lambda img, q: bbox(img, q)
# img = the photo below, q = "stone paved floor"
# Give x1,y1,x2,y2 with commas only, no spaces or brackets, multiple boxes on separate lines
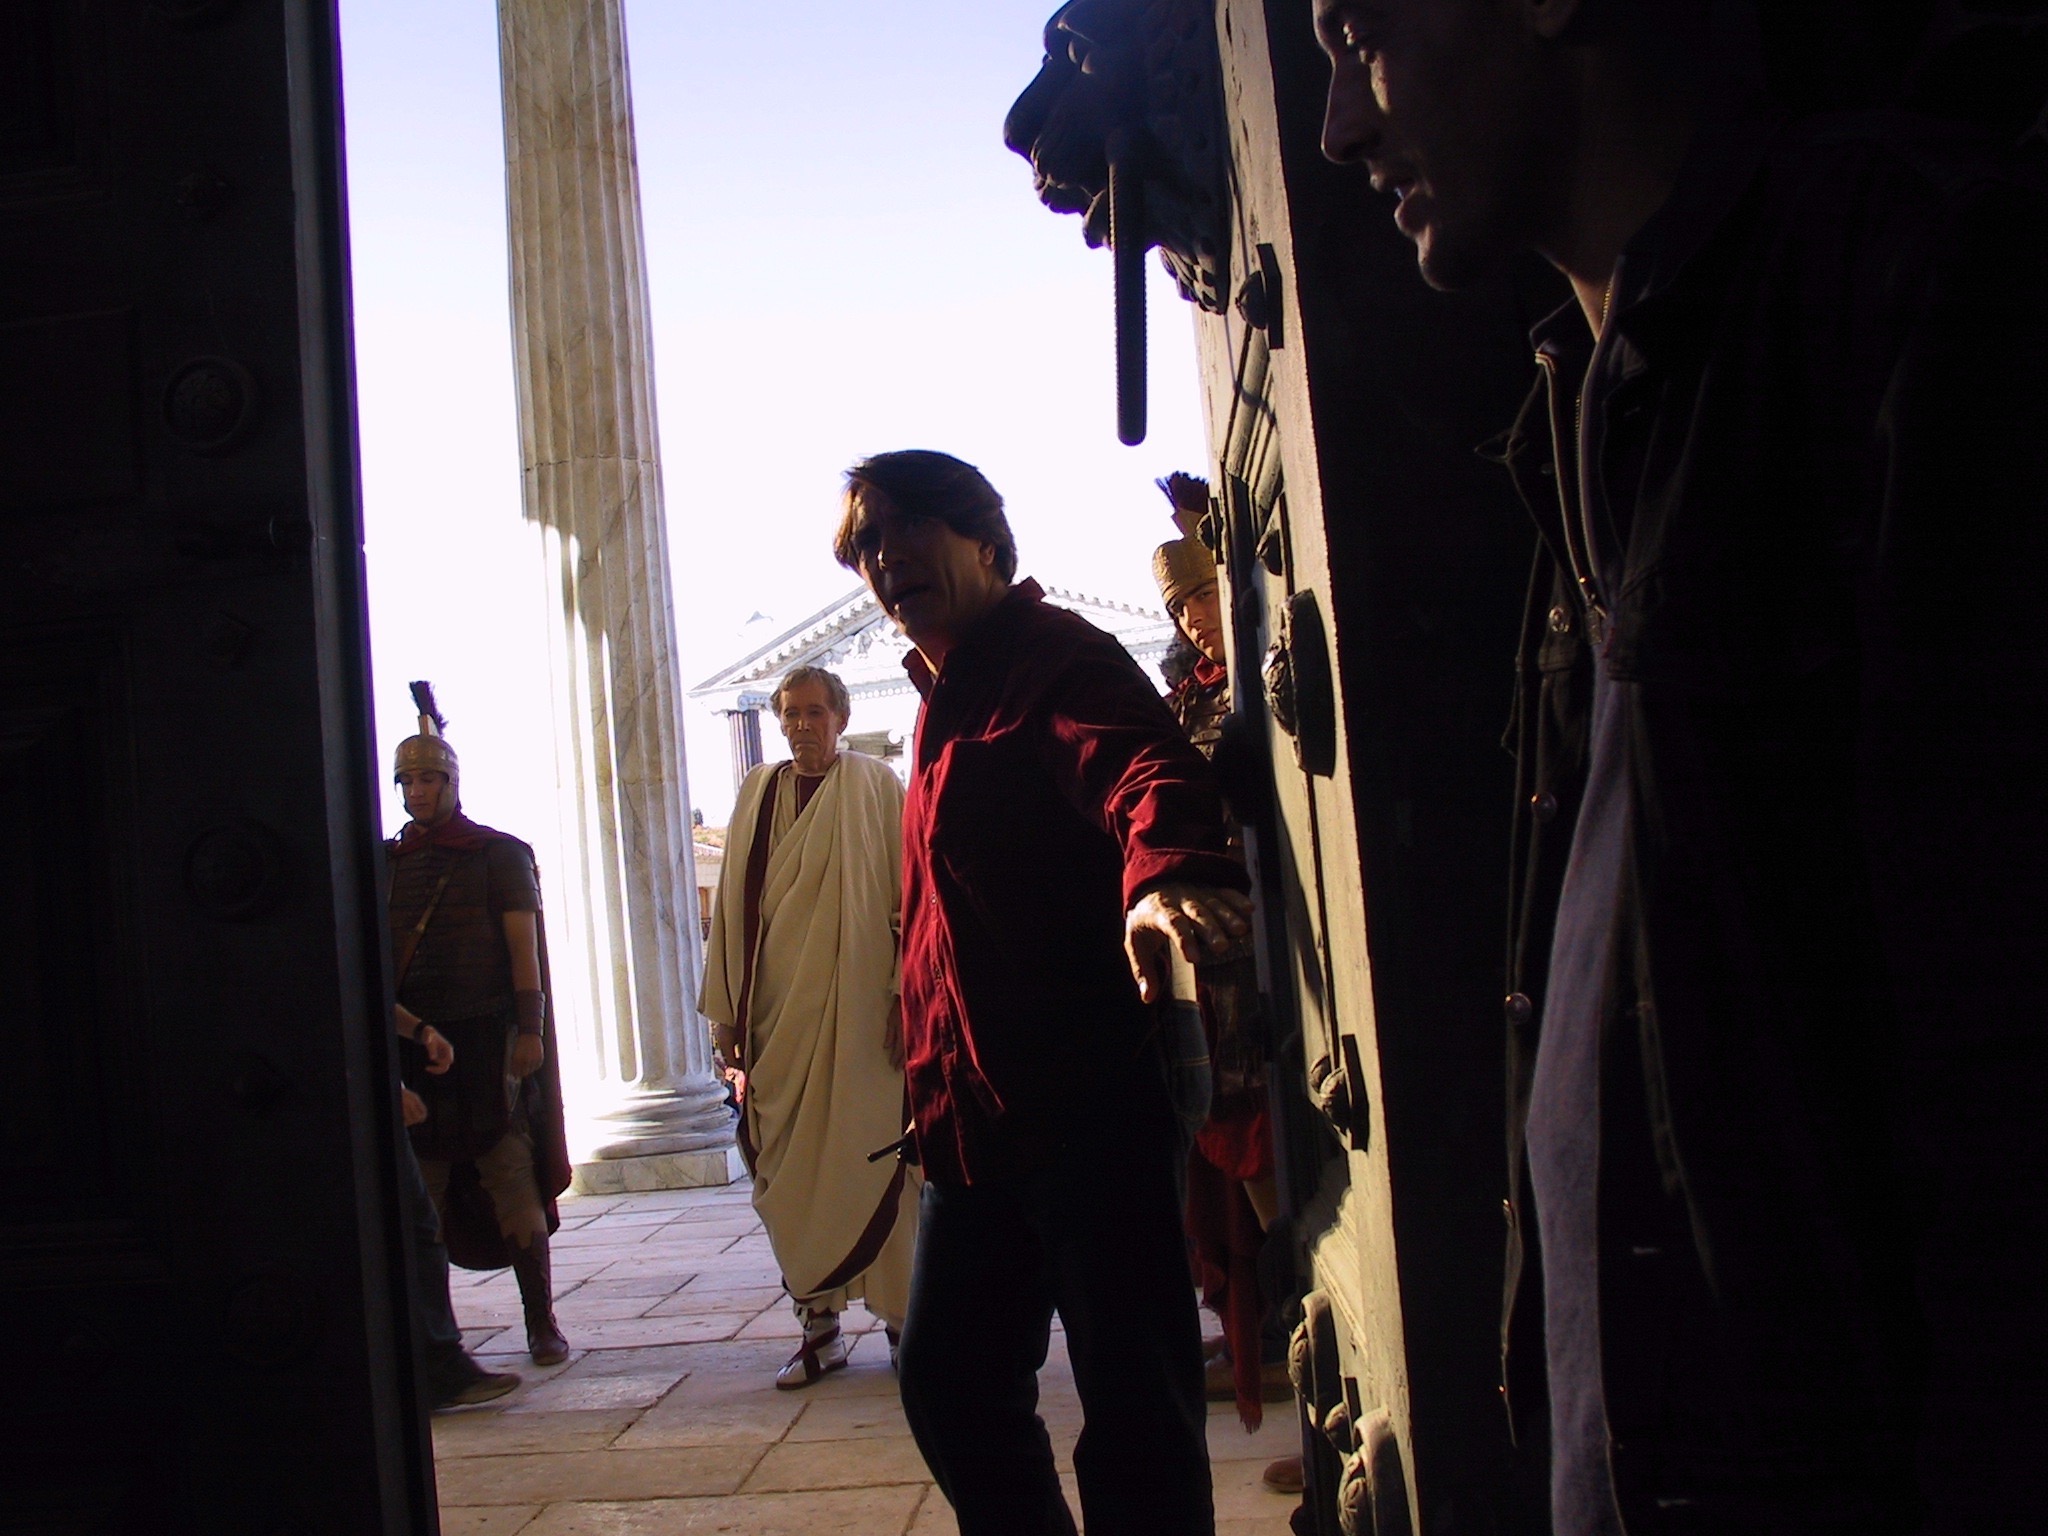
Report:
435,1184,1301,1534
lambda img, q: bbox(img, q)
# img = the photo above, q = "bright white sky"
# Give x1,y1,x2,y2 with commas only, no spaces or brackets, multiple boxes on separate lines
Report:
339,0,1208,840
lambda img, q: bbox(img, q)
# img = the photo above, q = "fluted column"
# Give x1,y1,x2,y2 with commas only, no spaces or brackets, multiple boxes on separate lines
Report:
498,0,735,1187
725,705,765,789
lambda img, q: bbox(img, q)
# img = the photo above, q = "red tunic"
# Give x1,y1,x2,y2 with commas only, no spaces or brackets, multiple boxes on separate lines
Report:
387,811,573,1269
899,580,1247,1185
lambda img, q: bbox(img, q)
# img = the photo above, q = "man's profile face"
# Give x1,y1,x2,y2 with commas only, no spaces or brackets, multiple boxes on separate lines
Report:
846,488,1002,652
1314,0,1559,289
1173,581,1227,667
398,768,453,827
777,680,846,777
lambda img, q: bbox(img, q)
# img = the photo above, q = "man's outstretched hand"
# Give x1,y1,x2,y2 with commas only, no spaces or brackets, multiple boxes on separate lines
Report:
1125,883,1254,1005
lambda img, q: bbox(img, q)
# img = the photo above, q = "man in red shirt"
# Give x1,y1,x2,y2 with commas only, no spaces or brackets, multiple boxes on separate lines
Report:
833,450,1252,1535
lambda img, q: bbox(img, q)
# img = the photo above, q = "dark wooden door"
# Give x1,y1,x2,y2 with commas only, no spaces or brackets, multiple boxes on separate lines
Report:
1,2,432,1530
1194,4,1564,1532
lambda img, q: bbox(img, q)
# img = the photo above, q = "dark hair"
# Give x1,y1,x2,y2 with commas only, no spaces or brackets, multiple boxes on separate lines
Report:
833,449,1018,583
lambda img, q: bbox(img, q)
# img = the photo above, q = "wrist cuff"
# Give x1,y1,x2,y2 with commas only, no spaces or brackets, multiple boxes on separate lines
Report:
515,989,545,1037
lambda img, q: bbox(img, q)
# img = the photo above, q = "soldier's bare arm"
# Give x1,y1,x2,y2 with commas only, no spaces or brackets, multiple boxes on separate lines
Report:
504,910,546,1077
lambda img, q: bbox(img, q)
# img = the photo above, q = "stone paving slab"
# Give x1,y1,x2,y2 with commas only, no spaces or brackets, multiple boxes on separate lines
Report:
552,1293,667,1323
645,1285,785,1318
437,1186,1295,1534
510,1373,687,1414
600,1206,698,1227
522,1486,927,1536
550,1234,665,1257
533,1314,754,1350
671,1271,793,1294
783,1394,919,1444
571,1273,712,1300
628,1236,759,1262
653,1227,767,1248
547,1345,695,1386
435,1446,753,1505
742,1434,935,1494
441,1507,543,1535
437,1410,638,1458
614,1395,808,1452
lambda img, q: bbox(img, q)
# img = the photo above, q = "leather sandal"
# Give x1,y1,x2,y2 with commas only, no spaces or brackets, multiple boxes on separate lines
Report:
774,1323,847,1390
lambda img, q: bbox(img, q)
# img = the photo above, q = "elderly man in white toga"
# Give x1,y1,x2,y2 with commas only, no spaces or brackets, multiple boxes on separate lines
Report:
702,664,917,1389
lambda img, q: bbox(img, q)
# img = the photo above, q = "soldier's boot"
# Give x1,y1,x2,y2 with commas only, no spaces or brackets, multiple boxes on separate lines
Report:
511,1236,569,1367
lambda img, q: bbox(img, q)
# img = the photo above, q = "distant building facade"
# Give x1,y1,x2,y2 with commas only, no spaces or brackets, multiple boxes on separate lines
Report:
688,585,1177,798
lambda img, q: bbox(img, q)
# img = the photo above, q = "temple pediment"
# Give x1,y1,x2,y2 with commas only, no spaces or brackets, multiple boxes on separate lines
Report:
689,585,1175,715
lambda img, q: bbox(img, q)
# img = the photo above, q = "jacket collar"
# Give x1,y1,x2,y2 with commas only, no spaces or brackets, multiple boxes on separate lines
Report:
902,577,1045,698
1504,94,1785,561
1528,94,1786,372
1610,95,1785,338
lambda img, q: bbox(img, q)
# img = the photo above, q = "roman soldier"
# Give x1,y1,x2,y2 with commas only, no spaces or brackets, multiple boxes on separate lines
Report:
1154,479,1229,758
1152,477,1270,1204
388,683,573,1366
1154,475,1298,1495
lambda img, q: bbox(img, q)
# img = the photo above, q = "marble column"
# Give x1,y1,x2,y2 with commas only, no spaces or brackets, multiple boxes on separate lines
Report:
498,0,736,1190
724,707,763,790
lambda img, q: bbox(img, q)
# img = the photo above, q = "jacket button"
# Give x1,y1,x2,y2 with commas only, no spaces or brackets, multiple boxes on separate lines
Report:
1530,792,1558,822
1547,605,1572,634
1504,992,1533,1024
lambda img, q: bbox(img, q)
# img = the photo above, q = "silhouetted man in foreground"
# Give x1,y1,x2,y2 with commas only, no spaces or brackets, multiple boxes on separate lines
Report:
1316,2,2048,1531
836,450,1251,1535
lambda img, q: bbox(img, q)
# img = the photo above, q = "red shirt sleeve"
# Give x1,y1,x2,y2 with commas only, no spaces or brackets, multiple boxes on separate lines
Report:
1040,633,1250,910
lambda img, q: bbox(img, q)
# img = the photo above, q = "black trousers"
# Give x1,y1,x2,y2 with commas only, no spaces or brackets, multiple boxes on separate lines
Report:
897,1068,1214,1536
398,1130,473,1391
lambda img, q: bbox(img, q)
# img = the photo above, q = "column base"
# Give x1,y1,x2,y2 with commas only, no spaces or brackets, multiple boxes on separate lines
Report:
571,1144,744,1195
582,1079,736,1161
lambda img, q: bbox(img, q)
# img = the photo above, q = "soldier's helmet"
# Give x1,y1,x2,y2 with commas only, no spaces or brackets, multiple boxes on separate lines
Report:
1151,472,1217,613
393,679,460,799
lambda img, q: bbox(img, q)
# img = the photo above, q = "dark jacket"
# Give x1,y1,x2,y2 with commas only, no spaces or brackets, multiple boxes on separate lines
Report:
899,580,1247,1185
1501,106,2048,1532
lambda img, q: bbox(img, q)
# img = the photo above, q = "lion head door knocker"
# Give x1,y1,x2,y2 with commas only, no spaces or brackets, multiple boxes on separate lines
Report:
1005,0,1233,444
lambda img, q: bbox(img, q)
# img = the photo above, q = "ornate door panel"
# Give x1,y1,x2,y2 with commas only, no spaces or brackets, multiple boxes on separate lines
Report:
0,2,432,1529
1194,3,1565,1532
1213,308,1419,1536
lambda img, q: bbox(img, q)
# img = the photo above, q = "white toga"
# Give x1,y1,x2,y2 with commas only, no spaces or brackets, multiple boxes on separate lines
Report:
700,751,919,1325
